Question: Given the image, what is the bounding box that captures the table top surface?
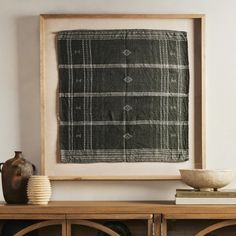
[0,201,235,214]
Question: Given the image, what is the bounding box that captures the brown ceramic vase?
[0,151,36,204]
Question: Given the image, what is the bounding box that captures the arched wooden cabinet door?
[14,220,66,236]
[67,220,120,236]
[195,219,236,236]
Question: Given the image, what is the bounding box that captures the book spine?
[176,193,236,198]
[175,197,236,204]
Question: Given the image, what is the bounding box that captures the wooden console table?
[0,201,236,236]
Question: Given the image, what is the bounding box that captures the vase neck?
[14,151,23,159]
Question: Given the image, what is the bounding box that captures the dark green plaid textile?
[57,29,189,163]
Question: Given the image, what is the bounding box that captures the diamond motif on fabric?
[123,76,133,83]
[74,50,81,54]
[122,49,131,56]
[123,133,133,140]
[123,105,133,111]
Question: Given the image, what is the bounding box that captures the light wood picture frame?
[40,14,205,181]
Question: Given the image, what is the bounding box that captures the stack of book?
[175,189,236,204]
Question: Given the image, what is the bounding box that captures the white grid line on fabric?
[58,64,189,69]
[61,149,188,155]
[60,156,187,160]
[85,40,91,150]
[89,39,93,150]
[60,156,188,163]
[59,92,188,97]
[85,40,89,150]
[85,40,88,150]
[70,37,74,151]
[176,39,181,151]
[60,120,188,126]
[60,155,187,158]
[123,105,126,162]
[123,88,126,157]
[159,39,163,149]
[82,40,86,150]
[67,39,73,150]
[165,38,170,150]
[162,40,168,150]
[123,34,127,162]
[178,39,184,150]
[66,40,70,150]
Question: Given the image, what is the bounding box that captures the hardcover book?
[175,197,236,204]
[175,189,236,204]
[176,189,236,198]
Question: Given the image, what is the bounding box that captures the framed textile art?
[40,14,205,180]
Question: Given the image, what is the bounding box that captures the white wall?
[1,0,236,201]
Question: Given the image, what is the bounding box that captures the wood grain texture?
[14,220,65,236]
[195,220,236,236]
[67,213,152,220]
[193,16,206,169]
[69,220,120,236]
[1,201,236,215]
[147,218,153,236]
[40,14,205,19]
[0,214,65,220]
[153,214,162,236]
[48,175,181,181]
[0,201,236,235]
[62,221,67,236]
[164,213,236,220]
[40,15,46,176]
[162,216,168,236]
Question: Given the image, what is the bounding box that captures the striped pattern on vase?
[27,175,51,205]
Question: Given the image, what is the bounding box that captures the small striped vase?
[27,175,51,205]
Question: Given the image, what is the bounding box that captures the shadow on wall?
[16,16,40,170]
